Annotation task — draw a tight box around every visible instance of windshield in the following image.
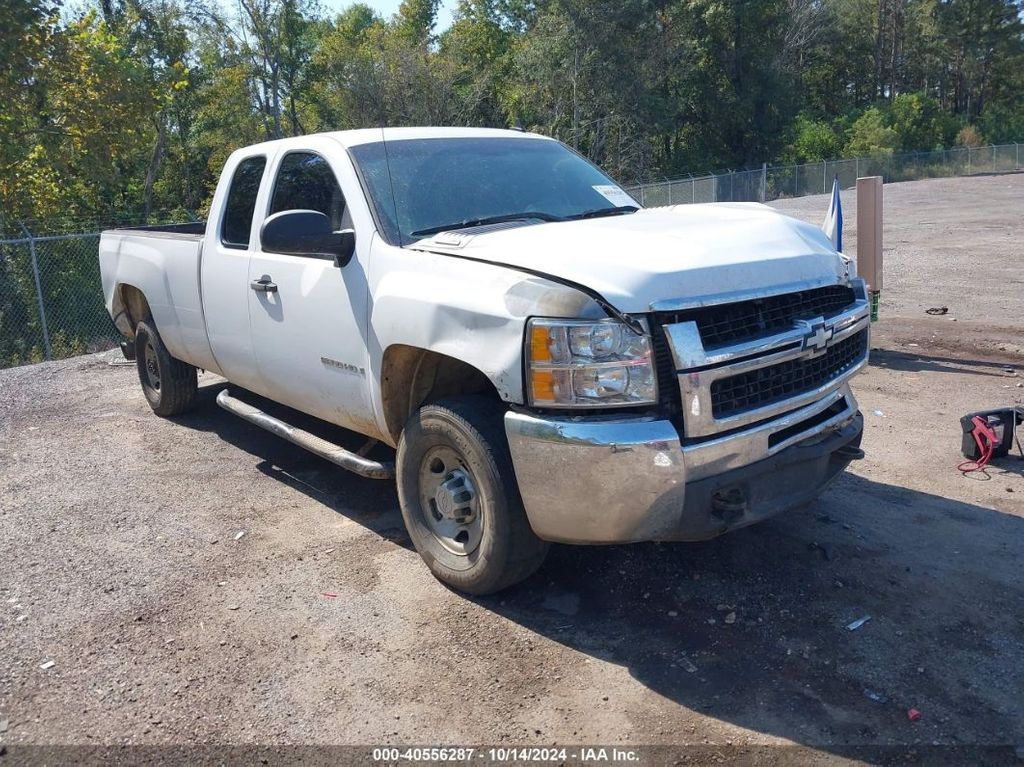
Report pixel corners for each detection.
[349,137,638,245]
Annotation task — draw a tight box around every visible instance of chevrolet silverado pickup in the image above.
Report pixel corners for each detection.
[99,127,868,595]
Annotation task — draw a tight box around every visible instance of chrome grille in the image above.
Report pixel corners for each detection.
[655,284,856,348]
[660,279,870,439]
[651,325,682,419]
[710,329,868,419]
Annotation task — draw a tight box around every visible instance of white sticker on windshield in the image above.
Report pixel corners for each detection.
[593,184,636,207]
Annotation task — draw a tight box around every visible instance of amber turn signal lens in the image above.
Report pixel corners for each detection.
[530,369,556,403]
[530,325,552,363]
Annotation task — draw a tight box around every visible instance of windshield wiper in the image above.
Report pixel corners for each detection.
[411,212,563,238]
[564,205,640,221]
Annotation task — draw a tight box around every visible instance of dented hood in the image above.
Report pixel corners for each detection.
[410,203,850,314]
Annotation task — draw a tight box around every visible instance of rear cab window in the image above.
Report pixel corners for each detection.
[221,156,267,249]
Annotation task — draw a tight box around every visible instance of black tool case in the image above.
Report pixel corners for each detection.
[960,407,1023,460]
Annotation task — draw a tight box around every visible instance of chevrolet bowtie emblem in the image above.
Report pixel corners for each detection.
[796,317,833,354]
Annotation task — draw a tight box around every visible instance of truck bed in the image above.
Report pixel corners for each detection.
[99,223,218,373]
[106,221,207,239]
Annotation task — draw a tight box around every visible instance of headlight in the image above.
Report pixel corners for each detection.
[526,318,657,407]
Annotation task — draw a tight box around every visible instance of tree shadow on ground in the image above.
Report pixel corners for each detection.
[870,348,1019,378]
[173,380,410,549]
[484,471,1024,748]
[174,381,1023,750]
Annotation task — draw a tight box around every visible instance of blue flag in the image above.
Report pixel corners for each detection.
[821,177,843,252]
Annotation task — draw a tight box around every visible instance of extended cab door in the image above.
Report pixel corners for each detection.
[245,142,376,436]
[201,151,269,393]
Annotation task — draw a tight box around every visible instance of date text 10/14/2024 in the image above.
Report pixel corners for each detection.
[371,747,641,763]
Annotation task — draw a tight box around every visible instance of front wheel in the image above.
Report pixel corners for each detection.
[135,320,198,417]
[396,397,549,595]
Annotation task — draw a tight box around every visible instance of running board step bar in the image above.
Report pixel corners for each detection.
[216,389,394,480]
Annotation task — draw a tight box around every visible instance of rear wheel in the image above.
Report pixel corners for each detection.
[396,397,549,595]
[135,320,198,417]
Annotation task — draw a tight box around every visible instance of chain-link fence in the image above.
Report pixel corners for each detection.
[1,142,1021,370]
[626,143,1023,206]
[0,231,119,368]
[0,210,201,370]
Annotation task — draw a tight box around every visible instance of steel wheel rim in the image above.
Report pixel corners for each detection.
[143,341,161,391]
[417,445,483,556]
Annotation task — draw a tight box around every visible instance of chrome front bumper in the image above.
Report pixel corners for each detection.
[504,386,863,544]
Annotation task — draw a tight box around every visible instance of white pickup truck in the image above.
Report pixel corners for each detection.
[100,127,868,594]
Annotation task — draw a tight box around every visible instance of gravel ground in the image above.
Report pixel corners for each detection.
[1,174,1022,760]
[772,172,1024,359]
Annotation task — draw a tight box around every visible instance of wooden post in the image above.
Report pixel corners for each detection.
[856,176,883,322]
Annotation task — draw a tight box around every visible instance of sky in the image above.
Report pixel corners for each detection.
[318,0,459,31]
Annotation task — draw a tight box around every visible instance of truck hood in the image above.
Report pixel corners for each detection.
[410,203,850,314]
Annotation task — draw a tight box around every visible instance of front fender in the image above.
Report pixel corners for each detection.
[366,246,603,435]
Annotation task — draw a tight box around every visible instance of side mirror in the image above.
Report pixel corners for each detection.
[260,209,356,267]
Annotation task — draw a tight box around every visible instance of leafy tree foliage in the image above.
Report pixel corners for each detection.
[786,116,843,162]
[845,106,900,155]
[2,0,1023,232]
[888,93,958,151]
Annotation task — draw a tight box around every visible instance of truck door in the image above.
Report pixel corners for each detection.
[246,147,375,435]
[201,152,269,393]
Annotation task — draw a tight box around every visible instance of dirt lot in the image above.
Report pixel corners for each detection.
[1,174,1022,759]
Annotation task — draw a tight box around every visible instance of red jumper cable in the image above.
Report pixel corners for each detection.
[957,416,1001,473]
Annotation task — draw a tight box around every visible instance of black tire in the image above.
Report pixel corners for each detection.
[135,320,198,417]
[396,396,549,595]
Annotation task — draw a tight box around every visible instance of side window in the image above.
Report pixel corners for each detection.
[269,152,349,232]
[221,156,267,249]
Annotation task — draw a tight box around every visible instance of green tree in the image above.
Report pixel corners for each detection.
[3,0,1024,226]
[16,12,159,223]
[845,106,900,155]
[439,0,520,127]
[977,103,1024,144]
[306,3,473,129]
[396,0,441,43]
[787,115,843,162]
[0,0,59,228]
[935,0,1024,117]
[665,0,798,169]
[888,92,958,150]
[508,0,661,180]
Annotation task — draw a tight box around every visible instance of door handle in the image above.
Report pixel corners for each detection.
[251,275,278,293]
